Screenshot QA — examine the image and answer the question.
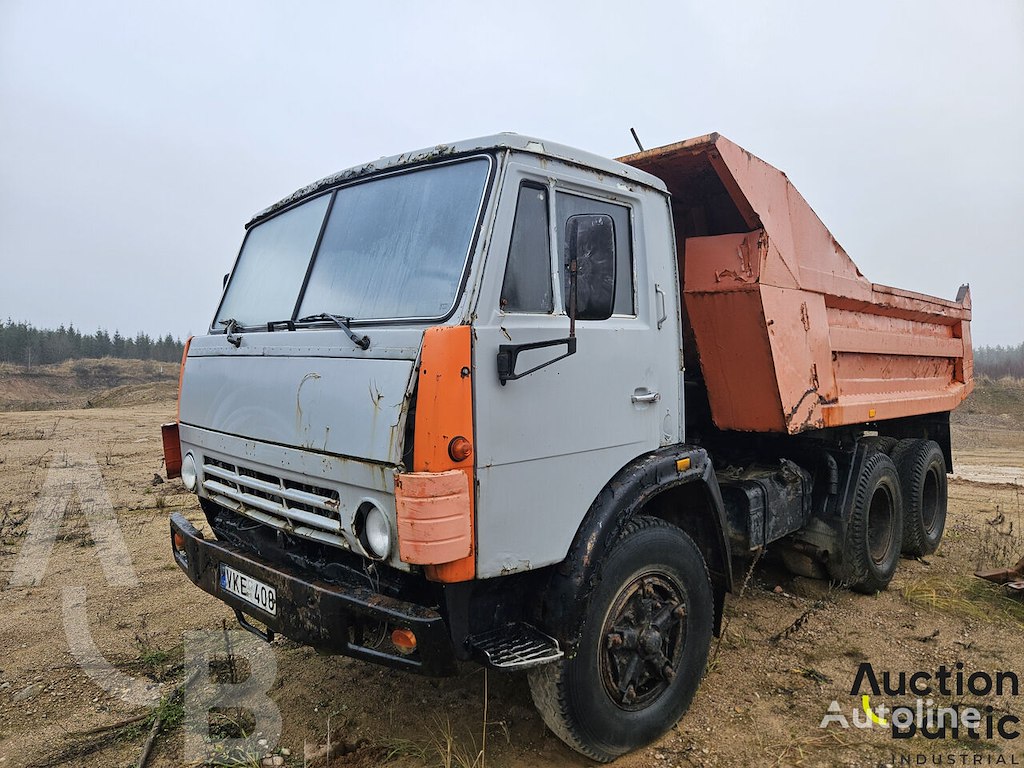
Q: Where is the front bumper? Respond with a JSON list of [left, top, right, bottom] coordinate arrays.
[[170, 513, 458, 676]]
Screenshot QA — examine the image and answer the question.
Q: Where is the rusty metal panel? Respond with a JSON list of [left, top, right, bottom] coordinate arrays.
[[976, 555, 1024, 595], [760, 285, 837, 431], [683, 285, 785, 432], [829, 327, 964, 358], [620, 134, 973, 434]]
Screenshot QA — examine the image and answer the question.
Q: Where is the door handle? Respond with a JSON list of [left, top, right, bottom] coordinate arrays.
[[655, 284, 667, 329], [631, 388, 661, 404]]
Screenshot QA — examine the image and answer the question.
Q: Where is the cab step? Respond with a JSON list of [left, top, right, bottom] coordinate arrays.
[[467, 622, 563, 670]]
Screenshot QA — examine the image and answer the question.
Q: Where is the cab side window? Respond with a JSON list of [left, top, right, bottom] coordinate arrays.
[[556, 192, 634, 315], [500, 184, 552, 313]]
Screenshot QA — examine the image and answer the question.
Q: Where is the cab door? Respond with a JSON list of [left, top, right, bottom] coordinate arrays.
[[472, 160, 680, 578]]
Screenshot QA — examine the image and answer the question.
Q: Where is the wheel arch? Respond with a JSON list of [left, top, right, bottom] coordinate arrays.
[[640, 476, 731, 633], [539, 446, 733, 650]]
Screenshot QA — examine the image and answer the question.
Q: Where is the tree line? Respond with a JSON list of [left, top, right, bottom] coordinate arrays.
[[0, 319, 1020, 379], [975, 343, 1024, 380], [0, 320, 185, 366]]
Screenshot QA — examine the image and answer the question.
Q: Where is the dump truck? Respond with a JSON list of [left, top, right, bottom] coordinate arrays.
[[163, 133, 973, 761]]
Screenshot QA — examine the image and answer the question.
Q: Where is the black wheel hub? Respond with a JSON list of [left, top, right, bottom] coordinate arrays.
[[867, 485, 895, 565], [600, 573, 686, 710]]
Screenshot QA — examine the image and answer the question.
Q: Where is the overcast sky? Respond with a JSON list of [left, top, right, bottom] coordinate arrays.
[[1, 1, 1021, 345]]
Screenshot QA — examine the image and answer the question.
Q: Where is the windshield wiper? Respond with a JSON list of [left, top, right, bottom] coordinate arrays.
[[219, 318, 242, 347], [298, 313, 371, 350]]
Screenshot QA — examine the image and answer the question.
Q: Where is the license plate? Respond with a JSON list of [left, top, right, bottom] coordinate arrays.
[[219, 564, 277, 616]]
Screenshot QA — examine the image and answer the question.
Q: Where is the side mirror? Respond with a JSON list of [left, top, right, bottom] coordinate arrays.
[[222, 273, 230, 289], [565, 214, 616, 322]]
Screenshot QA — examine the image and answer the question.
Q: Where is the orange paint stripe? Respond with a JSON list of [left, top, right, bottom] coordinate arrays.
[[412, 326, 475, 582], [176, 335, 193, 423]]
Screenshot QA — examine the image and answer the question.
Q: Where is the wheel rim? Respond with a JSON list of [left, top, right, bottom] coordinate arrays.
[[600, 572, 686, 711], [867, 485, 895, 565], [921, 466, 940, 533]]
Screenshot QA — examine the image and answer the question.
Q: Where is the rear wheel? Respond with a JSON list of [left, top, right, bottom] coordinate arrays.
[[862, 435, 898, 455], [830, 451, 904, 594], [892, 439, 947, 556], [528, 516, 713, 762]]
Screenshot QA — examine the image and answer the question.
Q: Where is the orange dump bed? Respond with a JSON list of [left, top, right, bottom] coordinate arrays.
[[620, 134, 973, 434]]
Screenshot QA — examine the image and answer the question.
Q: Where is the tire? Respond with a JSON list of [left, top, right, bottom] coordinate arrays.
[[528, 516, 713, 762], [891, 439, 947, 556], [862, 436, 898, 455], [829, 451, 904, 594]]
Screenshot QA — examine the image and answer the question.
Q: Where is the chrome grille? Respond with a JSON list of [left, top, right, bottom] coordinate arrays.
[[201, 457, 348, 548]]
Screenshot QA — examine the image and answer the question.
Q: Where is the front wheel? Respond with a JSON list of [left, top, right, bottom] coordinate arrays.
[[528, 516, 714, 762]]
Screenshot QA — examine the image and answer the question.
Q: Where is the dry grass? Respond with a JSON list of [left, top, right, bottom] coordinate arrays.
[[431, 716, 484, 768], [758, 729, 867, 767], [377, 670, 506, 768], [903, 575, 1024, 627], [429, 670, 500, 768]]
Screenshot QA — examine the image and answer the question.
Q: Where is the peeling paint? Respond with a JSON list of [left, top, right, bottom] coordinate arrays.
[[295, 372, 321, 433], [368, 380, 385, 409]]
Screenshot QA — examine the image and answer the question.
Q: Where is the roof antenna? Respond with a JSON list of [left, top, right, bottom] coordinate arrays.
[[630, 127, 645, 152]]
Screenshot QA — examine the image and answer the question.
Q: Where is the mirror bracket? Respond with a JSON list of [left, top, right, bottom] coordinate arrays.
[[497, 337, 577, 385]]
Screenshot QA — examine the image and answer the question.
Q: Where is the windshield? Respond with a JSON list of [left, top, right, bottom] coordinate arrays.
[[215, 157, 491, 329]]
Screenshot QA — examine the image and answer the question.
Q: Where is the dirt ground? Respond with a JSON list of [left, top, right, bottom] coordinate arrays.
[[0, 370, 1022, 768]]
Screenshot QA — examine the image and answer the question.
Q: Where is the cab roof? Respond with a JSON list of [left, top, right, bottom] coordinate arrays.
[[247, 133, 668, 228]]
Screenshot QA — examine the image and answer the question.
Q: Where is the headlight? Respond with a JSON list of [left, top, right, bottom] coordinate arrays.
[[362, 504, 391, 559], [181, 453, 198, 492]]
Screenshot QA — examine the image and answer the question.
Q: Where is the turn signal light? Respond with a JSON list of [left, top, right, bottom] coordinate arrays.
[[448, 436, 473, 462], [391, 627, 417, 654], [173, 531, 186, 553]]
